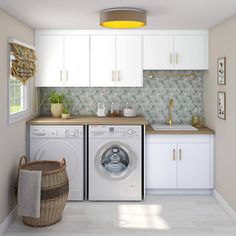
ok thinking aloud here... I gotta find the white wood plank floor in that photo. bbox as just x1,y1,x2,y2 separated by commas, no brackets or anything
4,195,236,236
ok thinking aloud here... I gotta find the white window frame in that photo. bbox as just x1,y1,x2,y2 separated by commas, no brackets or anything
8,39,34,125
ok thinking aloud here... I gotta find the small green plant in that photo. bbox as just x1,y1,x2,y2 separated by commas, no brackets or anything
49,91,64,103
63,108,70,114
62,97,73,114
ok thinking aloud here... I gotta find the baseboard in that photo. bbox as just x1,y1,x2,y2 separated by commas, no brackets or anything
146,189,212,195
0,207,17,236
213,190,236,223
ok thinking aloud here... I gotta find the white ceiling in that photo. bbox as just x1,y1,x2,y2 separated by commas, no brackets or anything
0,0,236,29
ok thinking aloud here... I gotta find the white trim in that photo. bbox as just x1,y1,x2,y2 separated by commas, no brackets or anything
0,207,17,236
8,38,35,50
35,29,209,36
146,189,212,195
213,190,236,223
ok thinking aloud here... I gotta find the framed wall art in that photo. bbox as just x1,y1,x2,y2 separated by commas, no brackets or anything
217,91,226,120
217,57,226,85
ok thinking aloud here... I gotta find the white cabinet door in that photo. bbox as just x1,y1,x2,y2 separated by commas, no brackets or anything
143,36,174,70
90,35,116,87
37,35,64,87
177,143,210,189
146,142,177,189
116,36,143,87
64,35,90,87
174,35,206,70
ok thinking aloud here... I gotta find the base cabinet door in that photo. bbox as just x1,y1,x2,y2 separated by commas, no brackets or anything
177,143,210,189
146,142,177,189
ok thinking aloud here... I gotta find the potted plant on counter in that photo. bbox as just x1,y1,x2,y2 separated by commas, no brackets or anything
49,91,64,118
61,97,73,119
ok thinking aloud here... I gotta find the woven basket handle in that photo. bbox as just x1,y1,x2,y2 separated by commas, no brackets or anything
19,156,27,168
60,158,66,167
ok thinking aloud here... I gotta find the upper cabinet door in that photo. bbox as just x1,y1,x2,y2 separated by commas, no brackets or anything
116,36,143,87
90,35,116,87
64,35,90,87
37,35,64,87
143,35,174,70
174,35,207,70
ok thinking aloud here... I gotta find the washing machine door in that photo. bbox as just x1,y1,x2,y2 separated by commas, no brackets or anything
33,140,78,182
95,142,137,180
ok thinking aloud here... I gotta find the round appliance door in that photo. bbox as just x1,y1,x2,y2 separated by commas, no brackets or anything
34,140,78,182
95,142,137,180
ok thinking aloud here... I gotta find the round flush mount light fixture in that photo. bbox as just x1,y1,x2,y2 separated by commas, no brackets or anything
100,8,147,29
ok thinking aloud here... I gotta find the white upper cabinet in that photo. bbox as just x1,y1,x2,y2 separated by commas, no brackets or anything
36,30,209,87
116,36,143,87
143,36,174,70
64,35,90,87
90,35,143,87
143,31,208,70
37,35,64,87
90,35,116,87
36,33,90,87
174,35,206,70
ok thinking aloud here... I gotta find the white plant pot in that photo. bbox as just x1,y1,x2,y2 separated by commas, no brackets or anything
51,103,64,118
61,113,71,119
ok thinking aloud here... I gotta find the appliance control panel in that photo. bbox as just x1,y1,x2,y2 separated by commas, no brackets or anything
89,125,142,138
30,125,83,138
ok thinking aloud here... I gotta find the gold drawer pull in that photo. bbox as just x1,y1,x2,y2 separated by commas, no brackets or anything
173,149,176,161
179,149,182,160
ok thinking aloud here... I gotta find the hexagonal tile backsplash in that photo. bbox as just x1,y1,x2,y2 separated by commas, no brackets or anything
40,71,203,124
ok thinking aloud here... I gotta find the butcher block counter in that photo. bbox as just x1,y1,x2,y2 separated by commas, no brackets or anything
28,115,148,125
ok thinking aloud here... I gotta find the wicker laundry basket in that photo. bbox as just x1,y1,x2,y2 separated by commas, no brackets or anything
16,156,69,227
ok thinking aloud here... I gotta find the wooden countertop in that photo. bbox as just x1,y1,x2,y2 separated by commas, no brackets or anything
28,115,148,125
145,124,215,135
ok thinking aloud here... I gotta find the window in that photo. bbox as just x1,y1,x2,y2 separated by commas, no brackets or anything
9,54,30,124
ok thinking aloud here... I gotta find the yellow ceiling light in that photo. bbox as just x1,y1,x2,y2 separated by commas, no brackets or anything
100,8,147,29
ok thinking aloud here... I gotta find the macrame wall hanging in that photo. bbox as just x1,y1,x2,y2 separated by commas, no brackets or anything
10,42,36,84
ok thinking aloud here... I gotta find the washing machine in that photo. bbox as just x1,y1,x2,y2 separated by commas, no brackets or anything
30,125,84,201
88,125,143,201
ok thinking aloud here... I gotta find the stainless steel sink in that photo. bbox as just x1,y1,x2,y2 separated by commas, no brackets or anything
151,124,198,131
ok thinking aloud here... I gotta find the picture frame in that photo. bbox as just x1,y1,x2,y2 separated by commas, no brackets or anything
217,57,226,85
217,91,226,120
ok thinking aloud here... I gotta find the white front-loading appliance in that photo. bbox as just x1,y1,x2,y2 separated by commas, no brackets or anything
30,125,84,201
88,125,143,201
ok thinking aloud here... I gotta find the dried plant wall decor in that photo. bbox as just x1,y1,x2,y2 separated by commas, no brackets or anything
9,41,36,84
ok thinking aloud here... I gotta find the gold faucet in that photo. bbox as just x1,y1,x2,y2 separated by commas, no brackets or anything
166,98,174,126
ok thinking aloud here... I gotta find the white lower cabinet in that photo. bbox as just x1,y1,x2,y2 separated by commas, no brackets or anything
145,135,214,190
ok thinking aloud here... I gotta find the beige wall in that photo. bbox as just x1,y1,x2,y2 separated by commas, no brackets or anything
0,9,35,223
204,15,236,211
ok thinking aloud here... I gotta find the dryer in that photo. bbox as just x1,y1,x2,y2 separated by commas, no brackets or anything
30,125,84,201
88,125,143,201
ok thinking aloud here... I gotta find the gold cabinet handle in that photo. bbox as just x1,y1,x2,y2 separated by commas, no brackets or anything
176,53,179,64
60,70,63,81
117,71,121,81
179,149,182,160
112,71,115,81
170,53,173,64
173,149,176,161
